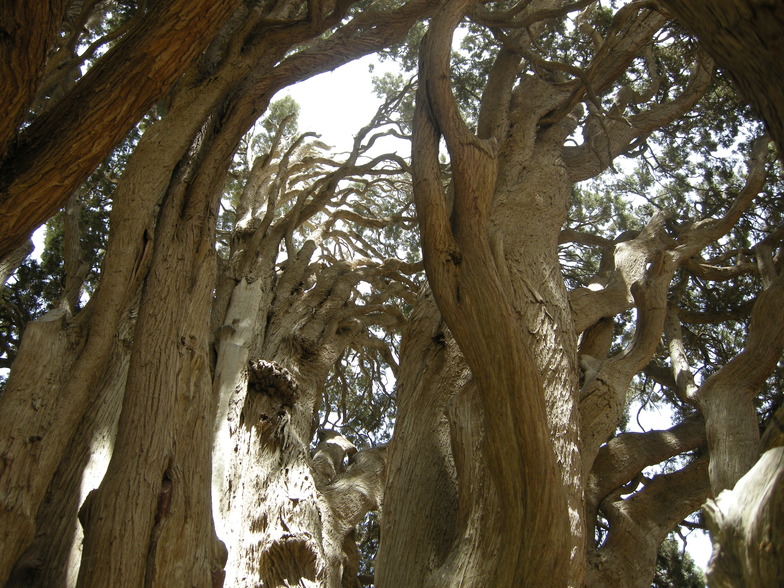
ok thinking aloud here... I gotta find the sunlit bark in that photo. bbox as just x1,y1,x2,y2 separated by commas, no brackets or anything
704,447,784,587
0,2,430,583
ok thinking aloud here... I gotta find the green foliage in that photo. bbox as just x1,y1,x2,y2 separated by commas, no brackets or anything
321,343,398,448
376,21,426,73
451,24,497,126
255,96,301,155
653,534,706,588
356,511,382,583
562,44,783,423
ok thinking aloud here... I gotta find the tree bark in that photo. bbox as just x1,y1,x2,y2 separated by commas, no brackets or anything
698,270,784,493
386,2,572,585
659,0,784,153
0,76,217,584
587,457,711,587
704,447,784,587
76,107,226,584
5,320,131,587
0,1,69,161
0,0,244,259
376,291,483,586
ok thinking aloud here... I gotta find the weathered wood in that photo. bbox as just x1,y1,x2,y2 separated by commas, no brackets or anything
704,447,784,587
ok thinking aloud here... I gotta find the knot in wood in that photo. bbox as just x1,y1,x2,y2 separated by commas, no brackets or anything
247,359,300,406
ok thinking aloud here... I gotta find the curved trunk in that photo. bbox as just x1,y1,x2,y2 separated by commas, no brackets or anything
378,2,577,585
704,447,784,587
659,0,784,153
492,120,584,582
376,292,464,583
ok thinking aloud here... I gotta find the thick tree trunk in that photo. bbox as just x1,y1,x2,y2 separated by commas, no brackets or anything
704,447,784,587
659,0,784,153
0,0,243,258
0,75,221,584
76,119,225,584
213,253,395,585
491,101,584,581
379,2,574,585
5,321,131,587
377,290,502,585
217,357,326,587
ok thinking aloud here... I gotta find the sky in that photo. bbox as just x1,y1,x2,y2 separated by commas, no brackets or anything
276,55,405,155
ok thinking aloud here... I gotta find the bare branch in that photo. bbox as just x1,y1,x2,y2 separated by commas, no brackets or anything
698,268,784,492
570,211,673,334
676,135,771,256
587,415,706,527
564,50,714,182
663,304,699,406
588,457,711,587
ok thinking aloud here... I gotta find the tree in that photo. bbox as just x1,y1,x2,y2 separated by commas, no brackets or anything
209,93,418,586
653,534,705,587
655,2,784,584
659,0,784,154
1,1,783,587
0,0,245,259
378,1,782,586
0,1,431,584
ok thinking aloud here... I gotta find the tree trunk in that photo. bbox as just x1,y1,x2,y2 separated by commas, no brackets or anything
379,2,574,585
5,319,132,587
76,111,226,584
704,447,784,587
0,69,221,584
0,1,69,161
0,0,243,258
659,0,784,153
212,246,397,585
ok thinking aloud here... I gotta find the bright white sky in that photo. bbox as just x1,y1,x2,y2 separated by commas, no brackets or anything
277,54,406,156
